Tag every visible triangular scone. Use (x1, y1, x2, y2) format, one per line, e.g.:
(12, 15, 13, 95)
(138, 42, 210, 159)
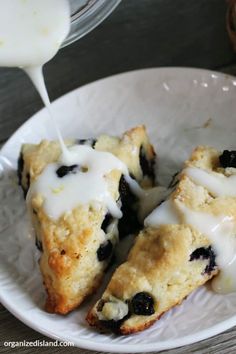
(18, 126, 156, 314)
(87, 146, 236, 334)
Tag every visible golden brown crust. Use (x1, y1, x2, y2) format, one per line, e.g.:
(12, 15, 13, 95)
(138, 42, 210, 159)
(87, 145, 231, 334)
(86, 294, 198, 334)
(20, 125, 155, 192)
(87, 226, 217, 333)
(19, 126, 156, 314)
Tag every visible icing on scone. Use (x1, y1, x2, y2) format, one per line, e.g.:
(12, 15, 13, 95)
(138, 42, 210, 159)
(87, 146, 236, 334)
(184, 167, 236, 197)
(145, 163, 236, 294)
(19, 126, 157, 314)
(27, 143, 161, 221)
(28, 145, 130, 220)
(144, 199, 179, 226)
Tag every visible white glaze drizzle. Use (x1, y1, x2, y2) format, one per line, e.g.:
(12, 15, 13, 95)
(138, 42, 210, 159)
(176, 201, 235, 268)
(28, 143, 166, 222)
(124, 177, 170, 222)
(25, 66, 70, 159)
(28, 145, 130, 220)
(139, 186, 169, 220)
(0, 0, 71, 158)
(183, 166, 236, 292)
(178, 201, 236, 294)
(144, 199, 179, 227)
(184, 167, 236, 197)
(212, 265, 236, 293)
(0, 1, 166, 223)
(144, 168, 236, 294)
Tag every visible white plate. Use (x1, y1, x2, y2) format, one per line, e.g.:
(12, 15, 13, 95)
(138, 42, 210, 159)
(1, 68, 236, 353)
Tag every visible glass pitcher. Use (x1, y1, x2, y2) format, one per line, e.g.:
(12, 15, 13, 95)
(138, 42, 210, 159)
(64, 0, 122, 47)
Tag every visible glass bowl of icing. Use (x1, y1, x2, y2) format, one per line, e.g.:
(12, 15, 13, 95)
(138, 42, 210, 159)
(63, 0, 122, 46)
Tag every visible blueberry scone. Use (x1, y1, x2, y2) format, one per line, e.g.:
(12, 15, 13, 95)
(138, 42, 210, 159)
(87, 146, 236, 334)
(18, 126, 156, 314)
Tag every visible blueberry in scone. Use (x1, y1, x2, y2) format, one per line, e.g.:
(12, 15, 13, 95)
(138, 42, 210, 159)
(97, 240, 113, 261)
(190, 246, 216, 274)
(130, 292, 155, 316)
(118, 175, 141, 238)
(18, 126, 156, 314)
(219, 150, 236, 168)
(87, 145, 236, 334)
(139, 145, 155, 182)
(56, 164, 79, 178)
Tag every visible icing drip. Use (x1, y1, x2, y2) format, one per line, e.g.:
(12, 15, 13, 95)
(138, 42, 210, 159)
(28, 145, 130, 220)
(144, 165, 236, 294)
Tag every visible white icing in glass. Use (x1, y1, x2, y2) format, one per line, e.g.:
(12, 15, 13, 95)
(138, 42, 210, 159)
(0, 0, 70, 67)
(0, 0, 71, 158)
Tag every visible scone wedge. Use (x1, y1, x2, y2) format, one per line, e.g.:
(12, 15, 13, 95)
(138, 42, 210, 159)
(87, 146, 236, 334)
(18, 126, 156, 314)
